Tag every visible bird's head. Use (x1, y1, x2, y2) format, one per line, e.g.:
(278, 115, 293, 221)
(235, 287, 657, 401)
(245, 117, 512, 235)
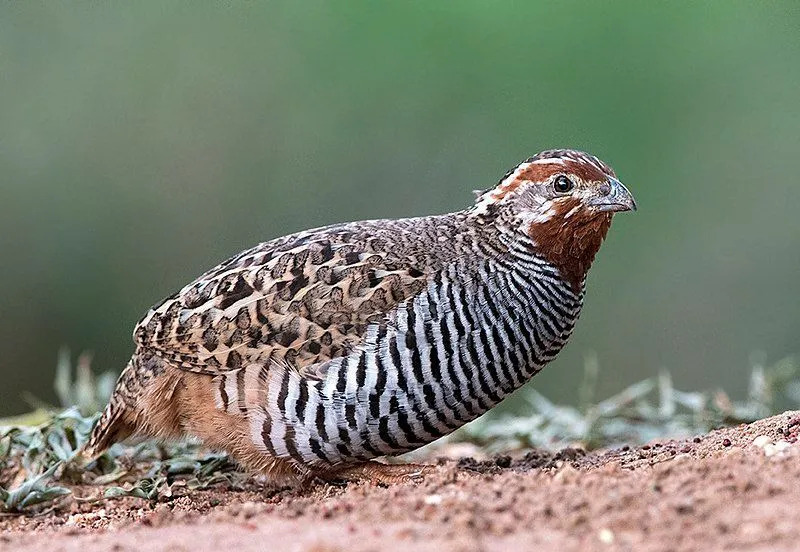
(472, 149, 636, 289)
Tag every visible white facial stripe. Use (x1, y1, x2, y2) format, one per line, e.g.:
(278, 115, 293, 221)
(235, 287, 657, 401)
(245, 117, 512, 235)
(499, 163, 530, 187)
(472, 162, 532, 214)
(527, 209, 556, 224)
(473, 154, 608, 217)
(518, 199, 556, 225)
(529, 157, 566, 166)
(472, 190, 497, 215)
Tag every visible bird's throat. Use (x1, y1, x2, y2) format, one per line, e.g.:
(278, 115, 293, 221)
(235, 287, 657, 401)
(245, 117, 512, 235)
(526, 199, 613, 291)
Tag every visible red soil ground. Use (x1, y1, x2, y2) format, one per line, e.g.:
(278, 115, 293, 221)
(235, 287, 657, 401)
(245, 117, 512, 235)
(3, 411, 800, 552)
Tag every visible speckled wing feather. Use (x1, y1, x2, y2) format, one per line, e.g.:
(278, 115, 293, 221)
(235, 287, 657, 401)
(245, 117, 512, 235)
(133, 221, 432, 376)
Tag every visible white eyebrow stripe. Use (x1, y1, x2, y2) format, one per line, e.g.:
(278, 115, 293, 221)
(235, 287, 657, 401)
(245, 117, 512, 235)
(471, 161, 532, 215)
(498, 163, 530, 187)
(529, 158, 566, 165)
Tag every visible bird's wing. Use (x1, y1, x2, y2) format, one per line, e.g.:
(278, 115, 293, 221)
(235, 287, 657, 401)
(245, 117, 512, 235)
(133, 222, 431, 376)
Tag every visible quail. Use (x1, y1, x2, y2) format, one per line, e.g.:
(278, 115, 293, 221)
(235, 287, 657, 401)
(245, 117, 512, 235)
(84, 149, 636, 483)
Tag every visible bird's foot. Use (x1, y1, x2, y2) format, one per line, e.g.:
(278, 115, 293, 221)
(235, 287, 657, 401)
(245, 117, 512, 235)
(319, 461, 435, 486)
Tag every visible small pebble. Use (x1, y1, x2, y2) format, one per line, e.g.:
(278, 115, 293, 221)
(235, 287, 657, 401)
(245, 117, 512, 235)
(598, 528, 615, 545)
(424, 494, 443, 506)
(752, 435, 772, 448)
(495, 455, 512, 468)
(764, 441, 792, 457)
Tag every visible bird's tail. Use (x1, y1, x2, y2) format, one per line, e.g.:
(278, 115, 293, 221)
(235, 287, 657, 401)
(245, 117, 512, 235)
(80, 359, 138, 461)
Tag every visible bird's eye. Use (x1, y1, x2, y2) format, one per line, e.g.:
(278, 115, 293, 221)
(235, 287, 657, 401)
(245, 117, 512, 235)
(553, 175, 574, 194)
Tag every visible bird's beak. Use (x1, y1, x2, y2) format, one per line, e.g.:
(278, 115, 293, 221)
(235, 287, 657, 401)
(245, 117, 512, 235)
(590, 178, 637, 212)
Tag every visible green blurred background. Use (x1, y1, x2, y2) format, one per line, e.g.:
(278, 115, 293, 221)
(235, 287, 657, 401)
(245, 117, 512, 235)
(1, 2, 799, 416)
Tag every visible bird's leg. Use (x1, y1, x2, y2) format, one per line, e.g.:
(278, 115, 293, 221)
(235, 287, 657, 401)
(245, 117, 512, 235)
(319, 461, 434, 486)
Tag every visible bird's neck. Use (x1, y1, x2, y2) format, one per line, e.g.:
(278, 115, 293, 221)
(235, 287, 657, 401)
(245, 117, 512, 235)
(460, 206, 612, 291)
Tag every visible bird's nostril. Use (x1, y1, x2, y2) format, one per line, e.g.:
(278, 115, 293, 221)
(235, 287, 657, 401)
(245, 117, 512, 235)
(599, 182, 612, 196)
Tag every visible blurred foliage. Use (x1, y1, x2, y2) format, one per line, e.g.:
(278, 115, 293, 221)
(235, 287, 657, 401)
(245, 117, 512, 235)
(52, 348, 117, 416)
(0, 405, 242, 513)
(0, 355, 241, 512)
(458, 355, 800, 451)
(1, 3, 800, 414)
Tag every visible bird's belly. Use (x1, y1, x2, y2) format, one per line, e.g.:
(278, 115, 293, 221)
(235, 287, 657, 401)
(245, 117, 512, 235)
(253, 271, 582, 467)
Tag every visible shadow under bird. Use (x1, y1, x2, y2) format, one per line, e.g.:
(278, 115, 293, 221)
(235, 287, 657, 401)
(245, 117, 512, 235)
(83, 149, 636, 484)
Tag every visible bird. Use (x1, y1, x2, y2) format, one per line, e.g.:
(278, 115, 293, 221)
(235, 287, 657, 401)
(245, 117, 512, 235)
(83, 148, 636, 484)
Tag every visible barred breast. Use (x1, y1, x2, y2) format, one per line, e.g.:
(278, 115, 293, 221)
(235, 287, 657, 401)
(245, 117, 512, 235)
(214, 247, 583, 468)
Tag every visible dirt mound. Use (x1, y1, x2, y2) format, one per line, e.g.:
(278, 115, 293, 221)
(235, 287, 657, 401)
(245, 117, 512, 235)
(3, 411, 800, 552)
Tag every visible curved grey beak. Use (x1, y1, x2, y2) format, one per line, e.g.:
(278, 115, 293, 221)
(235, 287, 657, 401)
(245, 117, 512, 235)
(591, 177, 637, 212)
